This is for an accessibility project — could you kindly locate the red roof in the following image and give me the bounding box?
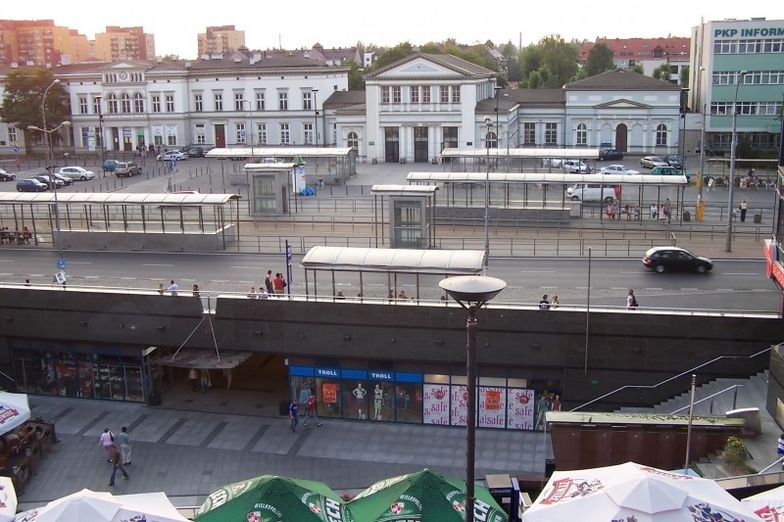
[579,37,690,62]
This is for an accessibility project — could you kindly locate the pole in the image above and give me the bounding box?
[312,89,319,147]
[465,304,478,522]
[97,96,105,170]
[725,71,747,252]
[42,79,62,254]
[684,374,697,471]
[584,247,591,375]
[698,103,706,199]
[483,119,491,275]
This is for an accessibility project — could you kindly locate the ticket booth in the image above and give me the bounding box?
[371,185,438,249]
[244,163,295,215]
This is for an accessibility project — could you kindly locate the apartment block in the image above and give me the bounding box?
[94,26,155,61]
[0,19,85,66]
[197,25,245,57]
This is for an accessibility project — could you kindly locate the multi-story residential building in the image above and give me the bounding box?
[579,37,691,85]
[93,26,155,62]
[308,43,361,66]
[0,19,87,66]
[689,17,784,153]
[197,26,245,57]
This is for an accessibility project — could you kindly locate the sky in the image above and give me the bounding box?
[9,1,784,59]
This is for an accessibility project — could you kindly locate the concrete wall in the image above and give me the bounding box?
[1,288,783,410]
[434,206,571,223]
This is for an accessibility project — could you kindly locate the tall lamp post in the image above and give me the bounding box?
[27,78,69,253]
[312,89,319,147]
[725,70,748,252]
[95,95,105,170]
[483,117,492,275]
[239,99,254,161]
[439,275,506,522]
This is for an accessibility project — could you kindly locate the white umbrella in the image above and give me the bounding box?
[14,489,120,522]
[742,484,784,520]
[0,392,31,434]
[0,477,17,522]
[523,461,764,522]
[112,492,190,522]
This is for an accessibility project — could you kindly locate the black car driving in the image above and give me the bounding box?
[598,148,623,161]
[642,246,713,274]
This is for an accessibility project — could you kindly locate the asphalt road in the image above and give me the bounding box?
[0,250,778,313]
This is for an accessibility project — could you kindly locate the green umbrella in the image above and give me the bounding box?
[195,475,349,522]
[346,469,508,522]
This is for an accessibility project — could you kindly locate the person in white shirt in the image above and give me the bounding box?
[167,280,179,296]
[98,427,115,461]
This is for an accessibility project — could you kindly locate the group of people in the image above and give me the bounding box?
[246,270,288,298]
[98,426,132,486]
[0,226,33,244]
[538,294,559,310]
[288,389,322,432]
[605,203,642,221]
[649,199,672,224]
[156,280,200,297]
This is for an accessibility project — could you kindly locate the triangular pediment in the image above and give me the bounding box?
[374,57,465,80]
[595,99,651,109]
[365,53,494,81]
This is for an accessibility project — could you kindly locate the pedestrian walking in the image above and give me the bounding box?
[650,203,658,220]
[108,446,129,486]
[98,427,115,461]
[303,390,323,427]
[627,289,639,310]
[167,280,179,296]
[740,199,748,222]
[188,367,199,392]
[289,399,299,432]
[117,426,132,465]
[539,294,550,310]
[318,174,324,188]
[777,433,784,469]
[264,270,274,294]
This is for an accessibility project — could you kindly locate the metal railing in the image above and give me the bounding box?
[571,347,772,412]
[668,384,742,414]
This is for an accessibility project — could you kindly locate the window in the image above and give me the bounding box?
[80,127,89,147]
[8,128,17,145]
[195,124,205,144]
[165,95,175,112]
[278,92,288,110]
[78,96,88,115]
[93,97,102,115]
[108,94,119,114]
[234,93,245,111]
[443,127,458,149]
[392,86,401,103]
[655,123,668,146]
[256,92,265,111]
[258,123,267,144]
[411,86,420,104]
[252,175,278,213]
[381,87,390,104]
[121,93,131,113]
[303,122,314,144]
[194,94,203,112]
[134,93,144,113]
[236,123,246,143]
[440,86,449,103]
[214,93,223,112]
[451,86,460,103]
[422,86,430,103]
[280,123,290,144]
[576,123,587,146]
[347,131,359,150]
[303,91,313,111]
[486,131,498,149]
[523,122,536,145]
[545,123,557,145]
[151,95,160,113]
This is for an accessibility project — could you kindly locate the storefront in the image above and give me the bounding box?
[10,340,152,403]
[289,363,562,431]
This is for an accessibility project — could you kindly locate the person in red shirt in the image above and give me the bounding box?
[303,390,323,427]
[273,273,286,294]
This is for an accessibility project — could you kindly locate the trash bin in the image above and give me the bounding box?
[754,214,762,224]
[683,210,691,222]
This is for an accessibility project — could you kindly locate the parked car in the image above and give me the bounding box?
[103,159,118,171]
[157,151,187,161]
[565,184,620,203]
[187,146,213,158]
[600,164,640,175]
[640,156,668,169]
[58,166,96,181]
[562,160,591,173]
[52,172,73,186]
[651,165,690,181]
[598,149,624,161]
[33,174,66,188]
[114,161,142,177]
[642,246,713,274]
[664,155,683,169]
[0,169,16,182]
[16,179,48,192]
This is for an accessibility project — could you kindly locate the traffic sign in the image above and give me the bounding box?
[56,257,66,270]
[12,146,19,153]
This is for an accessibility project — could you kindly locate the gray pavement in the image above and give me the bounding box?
[17,381,552,512]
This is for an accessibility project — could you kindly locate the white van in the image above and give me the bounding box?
[566,184,620,203]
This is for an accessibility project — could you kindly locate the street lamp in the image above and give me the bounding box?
[95,95,105,170]
[439,275,506,522]
[312,89,319,147]
[239,99,254,161]
[725,70,748,252]
[484,117,492,275]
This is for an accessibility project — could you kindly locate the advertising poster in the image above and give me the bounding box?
[450,384,468,427]
[478,387,506,429]
[422,383,449,425]
[321,383,337,404]
[506,388,535,430]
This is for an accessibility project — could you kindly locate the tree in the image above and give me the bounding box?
[680,65,690,89]
[652,62,672,81]
[369,42,417,71]
[345,59,365,90]
[519,45,543,84]
[585,42,616,76]
[0,68,69,144]
[630,63,644,75]
[538,35,579,88]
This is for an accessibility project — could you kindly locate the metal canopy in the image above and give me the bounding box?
[406,172,688,186]
[300,246,485,274]
[0,192,241,206]
[206,147,353,158]
[441,147,601,159]
[370,185,439,196]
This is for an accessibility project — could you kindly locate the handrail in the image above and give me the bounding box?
[571,347,772,412]
[668,384,741,414]
[758,456,784,474]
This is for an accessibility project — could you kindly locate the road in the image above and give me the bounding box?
[0,250,778,313]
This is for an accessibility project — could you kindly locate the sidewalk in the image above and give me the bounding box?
[17,385,552,511]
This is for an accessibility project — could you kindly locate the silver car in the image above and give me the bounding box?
[58,166,96,181]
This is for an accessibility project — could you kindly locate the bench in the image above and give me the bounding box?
[725,407,761,435]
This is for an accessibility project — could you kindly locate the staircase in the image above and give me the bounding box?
[615,371,774,479]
